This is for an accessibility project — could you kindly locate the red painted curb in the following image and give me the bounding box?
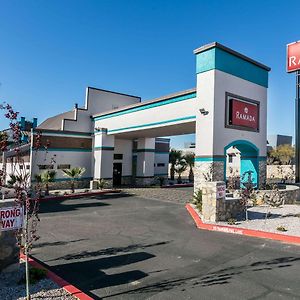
[20,253,94,300]
[38,189,121,201]
[186,203,300,245]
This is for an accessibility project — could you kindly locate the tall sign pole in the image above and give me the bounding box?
[287,41,300,182]
[296,70,300,182]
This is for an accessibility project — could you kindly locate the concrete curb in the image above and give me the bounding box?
[186,203,300,245]
[39,189,121,201]
[20,253,93,300]
[162,183,193,188]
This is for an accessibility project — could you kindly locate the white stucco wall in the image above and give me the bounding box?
[63,88,140,133]
[31,150,92,180]
[114,139,133,176]
[196,69,267,156]
[94,97,196,135]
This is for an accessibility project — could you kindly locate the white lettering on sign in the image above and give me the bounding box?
[235,109,256,123]
[217,185,226,199]
[0,206,24,231]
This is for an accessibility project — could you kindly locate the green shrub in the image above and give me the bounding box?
[192,189,202,212]
[97,179,106,190]
[19,267,47,284]
[227,218,237,225]
[276,226,288,232]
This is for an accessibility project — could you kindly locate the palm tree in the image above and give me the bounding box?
[41,170,56,196]
[174,158,187,184]
[169,149,183,181]
[184,152,195,182]
[62,167,85,193]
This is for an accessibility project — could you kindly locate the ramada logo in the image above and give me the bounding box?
[235,107,255,122]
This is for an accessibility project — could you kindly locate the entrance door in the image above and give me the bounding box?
[113,163,122,186]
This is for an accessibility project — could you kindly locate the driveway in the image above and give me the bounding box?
[33,192,300,299]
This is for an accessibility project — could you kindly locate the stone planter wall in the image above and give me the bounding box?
[0,199,19,272]
[256,184,300,204]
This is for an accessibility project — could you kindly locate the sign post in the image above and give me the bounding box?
[287,41,300,182]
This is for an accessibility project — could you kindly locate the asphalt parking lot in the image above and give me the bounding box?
[33,191,300,300]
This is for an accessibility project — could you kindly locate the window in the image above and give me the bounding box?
[114,154,123,160]
[26,165,30,170]
[57,164,71,169]
[228,155,233,163]
[38,165,54,170]
[20,165,24,170]
[157,163,165,167]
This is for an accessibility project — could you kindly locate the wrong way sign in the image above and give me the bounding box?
[0,206,24,231]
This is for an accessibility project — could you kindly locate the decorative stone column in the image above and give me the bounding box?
[194,159,225,192]
[201,181,227,222]
[136,138,155,186]
[92,129,115,188]
[258,158,267,189]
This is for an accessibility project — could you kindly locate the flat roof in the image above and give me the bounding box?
[193,42,271,71]
[92,88,196,119]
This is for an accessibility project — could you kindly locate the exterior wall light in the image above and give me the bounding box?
[199,108,209,115]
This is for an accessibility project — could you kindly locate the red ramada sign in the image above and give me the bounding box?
[230,99,258,130]
[287,41,300,73]
[0,206,24,231]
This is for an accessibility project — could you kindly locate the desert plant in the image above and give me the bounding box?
[269,144,295,165]
[62,167,86,193]
[41,170,56,196]
[192,189,202,212]
[227,218,237,225]
[226,167,240,191]
[184,152,195,182]
[174,158,187,183]
[97,178,106,190]
[276,225,288,232]
[155,176,165,187]
[169,149,183,181]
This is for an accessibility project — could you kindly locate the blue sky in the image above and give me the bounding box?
[0,0,299,148]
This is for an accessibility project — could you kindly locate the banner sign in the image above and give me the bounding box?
[0,206,24,231]
[226,93,259,132]
[287,41,300,73]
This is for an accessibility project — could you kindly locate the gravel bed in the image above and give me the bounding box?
[0,262,75,300]
[200,204,300,236]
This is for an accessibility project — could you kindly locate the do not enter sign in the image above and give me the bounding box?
[0,206,24,231]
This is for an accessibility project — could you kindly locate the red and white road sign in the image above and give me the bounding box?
[0,206,24,231]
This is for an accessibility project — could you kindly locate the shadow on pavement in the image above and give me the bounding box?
[39,193,133,214]
[46,240,172,262]
[102,256,300,298]
[50,252,154,294]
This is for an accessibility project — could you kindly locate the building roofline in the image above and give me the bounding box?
[92,87,196,119]
[193,42,271,71]
[87,86,141,100]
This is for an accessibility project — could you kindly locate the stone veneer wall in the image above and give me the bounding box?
[259,160,267,189]
[135,177,155,186]
[0,199,19,272]
[256,184,300,204]
[194,161,225,191]
[33,179,91,190]
[201,181,243,222]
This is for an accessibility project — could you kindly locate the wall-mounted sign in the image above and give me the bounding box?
[287,41,300,73]
[0,206,24,231]
[216,184,226,199]
[225,93,259,132]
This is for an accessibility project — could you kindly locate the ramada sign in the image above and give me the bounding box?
[287,41,300,73]
[229,98,259,130]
